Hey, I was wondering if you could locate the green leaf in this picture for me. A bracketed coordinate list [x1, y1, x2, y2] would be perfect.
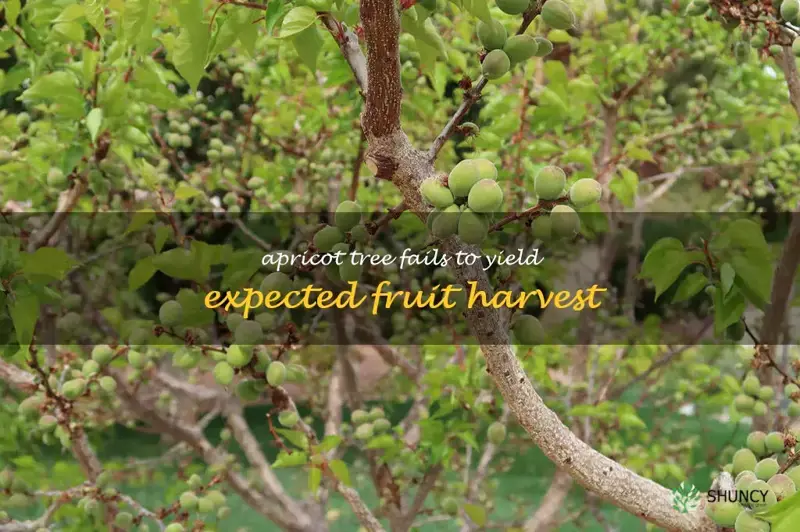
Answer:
[265, 1, 288, 35]
[713, 285, 746, 335]
[129, 257, 156, 291]
[126, 211, 156, 234]
[463, 0, 492, 24]
[276, 429, 310, 450]
[609, 166, 638, 207]
[221, 250, 262, 290]
[54, 4, 85, 24]
[272, 451, 308, 468]
[730, 254, 772, 310]
[308, 467, 322, 493]
[328, 459, 351, 486]
[152, 248, 207, 283]
[4, 0, 21, 27]
[174, 182, 203, 201]
[719, 263, 735, 296]
[85, 108, 103, 143]
[123, 0, 151, 45]
[21, 248, 77, 281]
[9, 289, 39, 346]
[366, 435, 396, 449]
[315, 435, 343, 454]
[463, 504, 487, 527]
[292, 25, 323, 73]
[154, 225, 171, 253]
[279, 7, 318, 39]
[639, 238, 692, 301]
[672, 272, 707, 303]
[85, 0, 105, 36]
[756, 490, 800, 531]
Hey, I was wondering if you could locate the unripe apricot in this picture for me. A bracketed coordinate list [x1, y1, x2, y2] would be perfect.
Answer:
[735, 394, 755, 414]
[350, 224, 369, 243]
[458, 209, 489, 245]
[235, 320, 263, 345]
[127, 350, 147, 369]
[354, 423, 374, 440]
[504, 35, 538, 67]
[335, 201, 362, 232]
[747, 431, 767, 456]
[754, 458, 780, 480]
[214, 361, 235, 386]
[482, 50, 511, 80]
[267, 361, 287, 387]
[497, 0, 530, 14]
[782, 0, 800, 23]
[287, 364, 308, 383]
[747, 480, 777, 509]
[92, 344, 114, 365]
[768, 473, 796, 498]
[533, 37, 554, 57]
[534, 166, 566, 200]
[476, 19, 507, 51]
[339, 261, 363, 283]
[743, 375, 761, 396]
[735, 510, 770, 531]
[373, 418, 391, 432]
[351, 409, 369, 424]
[541, 0, 576, 30]
[448, 160, 483, 197]
[62, 378, 87, 400]
[227, 345, 253, 368]
[513, 314, 545, 345]
[531, 215, 552, 241]
[733, 448, 758, 475]
[164, 524, 185, 532]
[179, 491, 198, 510]
[765, 432, 785, 454]
[261, 272, 292, 294]
[314, 225, 345, 252]
[705, 500, 743, 527]
[467, 179, 504, 213]
[549, 205, 580, 237]
[442, 496, 459, 516]
[487, 422, 506, 444]
[19, 396, 44, 418]
[99, 376, 117, 393]
[420, 178, 455, 209]
[432, 205, 461, 238]
[568, 178, 602, 208]
[159, 300, 183, 327]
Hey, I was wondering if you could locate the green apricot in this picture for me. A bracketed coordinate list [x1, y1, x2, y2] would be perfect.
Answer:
[62, 378, 87, 400]
[753, 401, 768, 416]
[497, 0, 530, 14]
[420, 178, 455, 209]
[335, 201, 362, 232]
[747, 480, 777, 509]
[786, 383, 800, 397]
[351, 409, 369, 424]
[354, 423, 374, 440]
[267, 361, 287, 387]
[476, 19, 507, 51]
[482, 49, 511, 80]
[789, 402, 800, 417]
[99, 376, 117, 393]
[569, 178, 602, 208]
[19, 396, 44, 418]
[787, 466, 800, 487]
[533, 37, 554, 57]
[743, 375, 761, 396]
[314, 225, 345, 252]
[735, 510, 770, 532]
[503, 35, 538, 67]
[754, 458, 780, 480]
[487, 422, 506, 444]
[768, 473, 796, 498]
[227, 344, 253, 368]
[442, 496, 459, 516]
[92, 344, 115, 365]
[449, 159, 483, 197]
[164, 525, 185, 532]
[115, 512, 134, 529]
[705, 500, 743, 527]
[127, 350, 147, 369]
[549, 205, 580, 238]
[733, 448, 758, 475]
[180, 491, 198, 510]
[726, 321, 746, 341]
[782, 0, 799, 23]
[735, 471, 757, 492]
[369, 407, 385, 421]
[765, 432, 785, 454]
[82, 359, 100, 377]
[432, 204, 461, 238]
[279, 410, 299, 427]
[214, 361, 235, 386]
[350, 224, 369, 243]
[735, 394, 755, 413]
[39, 414, 58, 430]
[758, 386, 774, 401]
[260, 272, 293, 295]
[513, 314, 545, 345]
[541, 0, 575, 29]
[235, 320, 264, 345]
[458, 209, 489, 246]
[747, 431, 767, 456]
[47, 168, 67, 187]
[339, 261, 363, 283]
[373, 418, 391, 432]
[8, 493, 32, 508]
[534, 166, 566, 200]
[531, 215, 552, 241]
[467, 179, 504, 213]
[159, 300, 184, 327]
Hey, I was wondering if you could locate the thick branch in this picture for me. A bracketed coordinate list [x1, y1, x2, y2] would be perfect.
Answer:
[761, 209, 800, 346]
[321, 15, 367, 93]
[359, 0, 402, 138]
